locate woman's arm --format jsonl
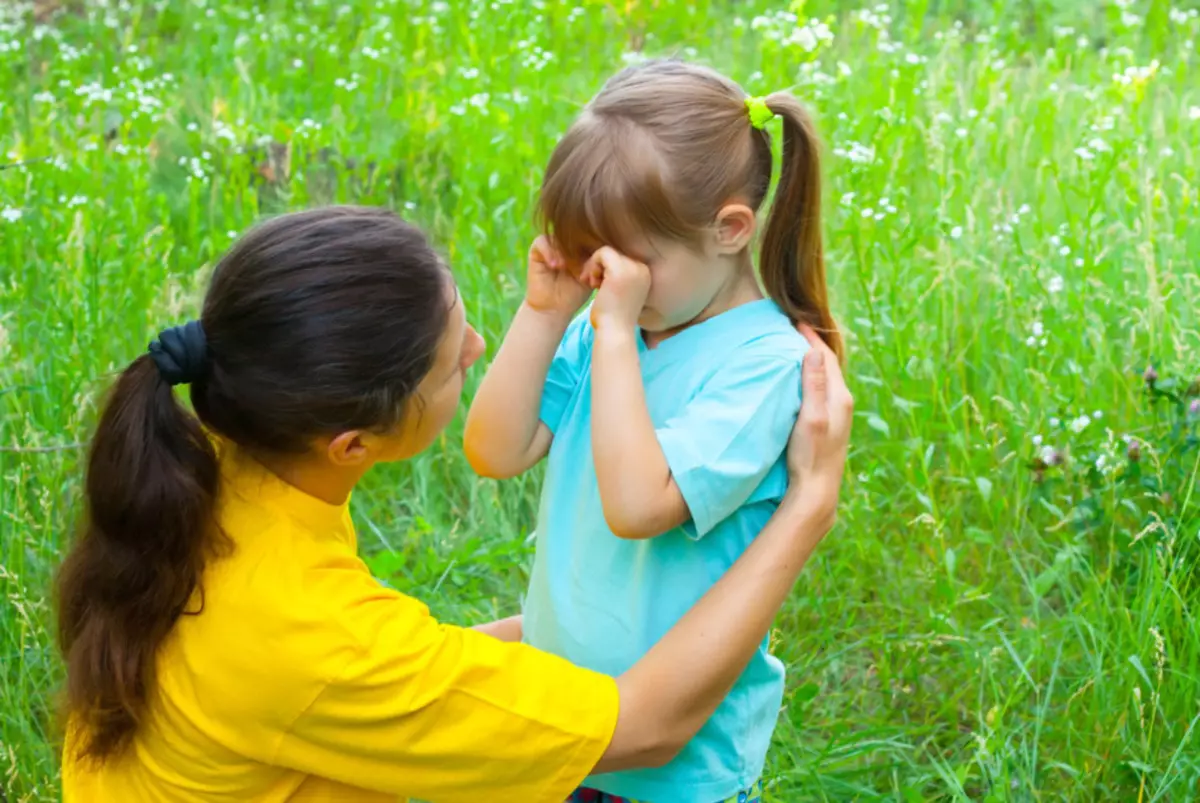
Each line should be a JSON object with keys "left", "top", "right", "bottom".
{"left": 595, "top": 326, "right": 853, "bottom": 770}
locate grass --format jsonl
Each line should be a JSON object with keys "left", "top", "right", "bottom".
{"left": 2, "top": 0, "right": 1199, "bottom": 799}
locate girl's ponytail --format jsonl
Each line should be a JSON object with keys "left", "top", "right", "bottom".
{"left": 758, "top": 93, "right": 843, "bottom": 361}
{"left": 56, "top": 347, "right": 220, "bottom": 762}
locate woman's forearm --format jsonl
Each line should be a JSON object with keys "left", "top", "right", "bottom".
{"left": 463, "top": 304, "right": 569, "bottom": 478}
{"left": 595, "top": 495, "right": 835, "bottom": 771}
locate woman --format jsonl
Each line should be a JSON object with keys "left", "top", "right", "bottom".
{"left": 56, "top": 206, "right": 852, "bottom": 802}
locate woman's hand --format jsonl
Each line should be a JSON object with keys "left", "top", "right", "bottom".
{"left": 784, "top": 324, "right": 854, "bottom": 533}
{"left": 524, "top": 236, "right": 592, "bottom": 321}
{"left": 583, "top": 246, "right": 651, "bottom": 332}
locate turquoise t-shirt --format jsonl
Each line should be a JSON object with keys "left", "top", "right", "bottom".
{"left": 523, "top": 298, "right": 808, "bottom": 802}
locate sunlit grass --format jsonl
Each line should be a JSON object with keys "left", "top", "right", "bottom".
{"left": 2, "top": 0, "right": 1199, "bottom": 799}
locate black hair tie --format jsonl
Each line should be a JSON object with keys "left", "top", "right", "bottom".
{"left": 148, "top": 320, "right": 208, "bottom": 386}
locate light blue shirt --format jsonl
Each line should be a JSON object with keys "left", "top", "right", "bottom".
{"left": 523, "top": 299, "right": 808, "bottom": 802}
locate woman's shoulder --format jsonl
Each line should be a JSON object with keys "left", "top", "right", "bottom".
{"left": 160, "top": 543, "right": 434, "bottom": 744}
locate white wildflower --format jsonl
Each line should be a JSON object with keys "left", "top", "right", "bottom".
{"left": 833, "top": 141, "right": 876, "bottom": 164}
{"left": 1, "top": 207, "right": 22, "bottom": 223}
{"left": 950, "top": 226, "right": 963, "bottom": 239}
{"left": 1047, "top": 275, "right": 1064, "bottom": 293}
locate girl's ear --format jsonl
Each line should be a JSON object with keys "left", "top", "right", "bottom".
{"left": 713, "top": 203, "right": 757, "bottom": 255}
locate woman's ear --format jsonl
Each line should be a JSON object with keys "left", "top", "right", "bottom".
{"left": 326, "top": 430, "right": 371, "bottom": 467}
{"left": 714, "top": 203, "right": 757, "bottom": 255}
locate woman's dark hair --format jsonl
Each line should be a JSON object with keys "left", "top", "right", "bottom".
{"left": 55, "top": 205, "right": 452, "bottom": 762}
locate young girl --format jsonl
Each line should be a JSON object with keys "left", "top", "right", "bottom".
{"left": 55, "top": 205, "right": 851, "bottom": 802}
{"left": 465, "top": 60, "right": 842, "bottom": 802}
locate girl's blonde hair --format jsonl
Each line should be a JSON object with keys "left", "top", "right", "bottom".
{"left": 539, "top": 59, "right": 842, "bottom": 359}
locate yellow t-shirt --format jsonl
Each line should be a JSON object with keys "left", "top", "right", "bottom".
{"left": 63, "top": 445, "right": 619, "bottom": 802}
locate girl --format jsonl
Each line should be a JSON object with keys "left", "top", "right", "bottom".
{"left": 465, "top": 60, "right": 841, "bottom": 802}
{"left": 56, "top": 205, "right": 852, "bottom": 802}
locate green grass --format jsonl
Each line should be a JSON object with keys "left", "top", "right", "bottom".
{"left": 3, "top": 0, "right": 1199, "bottom": 799}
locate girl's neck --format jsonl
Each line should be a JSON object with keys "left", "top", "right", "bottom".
{"left": 643, "top": 263, "right": 762, "bottom": 349}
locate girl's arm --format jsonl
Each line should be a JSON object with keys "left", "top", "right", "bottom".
{"left": 463, "top": 238, "right": 591, "bottom": 478}
{"left": 597, "top": 327, "right": 852, "bottom": 770}
{"left": 586, "top": 248, "right": 688, "bottom": 539}
{"left": 590, "top": 324, "right": 687, "bottom": 538}
{"left": 464, "top": 303, "right": 569, "bottom": 478}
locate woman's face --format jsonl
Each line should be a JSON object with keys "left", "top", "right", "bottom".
{"left": 382, "top": 284, "right": 486, "bottom": 461}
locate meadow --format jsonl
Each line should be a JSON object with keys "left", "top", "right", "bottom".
{"left": 2, "top": 0, "right": 1200, "bottom": 799}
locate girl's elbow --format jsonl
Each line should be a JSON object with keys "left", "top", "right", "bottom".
{"left": 462, "top": 436, "right": 516, "bottom": 480}
{"left": 602, "top": 505, "right": 660, "bottom": 540}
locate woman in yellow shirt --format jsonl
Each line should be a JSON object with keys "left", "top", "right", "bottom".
{"left": 56, "top": 206, "right": 852, "bottom": 802}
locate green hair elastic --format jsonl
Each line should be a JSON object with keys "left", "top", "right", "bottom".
{"left": 745, "top": 96, "right": 775, "bottom": 129}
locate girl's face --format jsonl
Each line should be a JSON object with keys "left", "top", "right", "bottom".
{"left": 382, "top": 285, "right": 486, "bottom": 460}
{"left": 629, "top": 235, "right": 732, "bottom": 332}
{"left": 619, "top": 211, "right": 756, "bottom": 333}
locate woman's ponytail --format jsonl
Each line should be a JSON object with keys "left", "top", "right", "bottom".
{"left": 55, "top": 206, "right": 454, "bottom": 763}
{"left": 758, "top": 93, "right": 843, "bottom": 362}
{"left": 56, "top": 346, "right": 220, "bottom": 761}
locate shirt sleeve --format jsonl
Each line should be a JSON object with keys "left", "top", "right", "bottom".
{"left": 272, "top": 575, "right": 619, "bottom": 803}
{"left": 539, "top": 311, "right": 592, "bottom": 435}
{"left": 656, "top": 350, "right": 804, "bottom": 539}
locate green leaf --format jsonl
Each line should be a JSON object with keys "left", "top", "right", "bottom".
{"left": 867, "top": 413, "right": 890, "bottom": 436}
{"left": 966, "top": 527, "right": 995, "bottom": 545}
{"left": 794, "top": 681, "right": 820, "bottom": 702}
{"left": 976, "top": 476, "right": 994, "bottom": 501}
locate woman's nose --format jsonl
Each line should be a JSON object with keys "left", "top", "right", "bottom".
{"left": 464, "top": 327, "right": 486, "bottom": 368}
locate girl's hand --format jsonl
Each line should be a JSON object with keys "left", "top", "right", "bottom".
{"left": 785, "top": 324, "right": 853, "bottom": 531}
{"left": 525, "top": 236, "right": 592, "bottom": 320}
{"left": 585, "top": 246, "right": 651, "bottom": 332}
